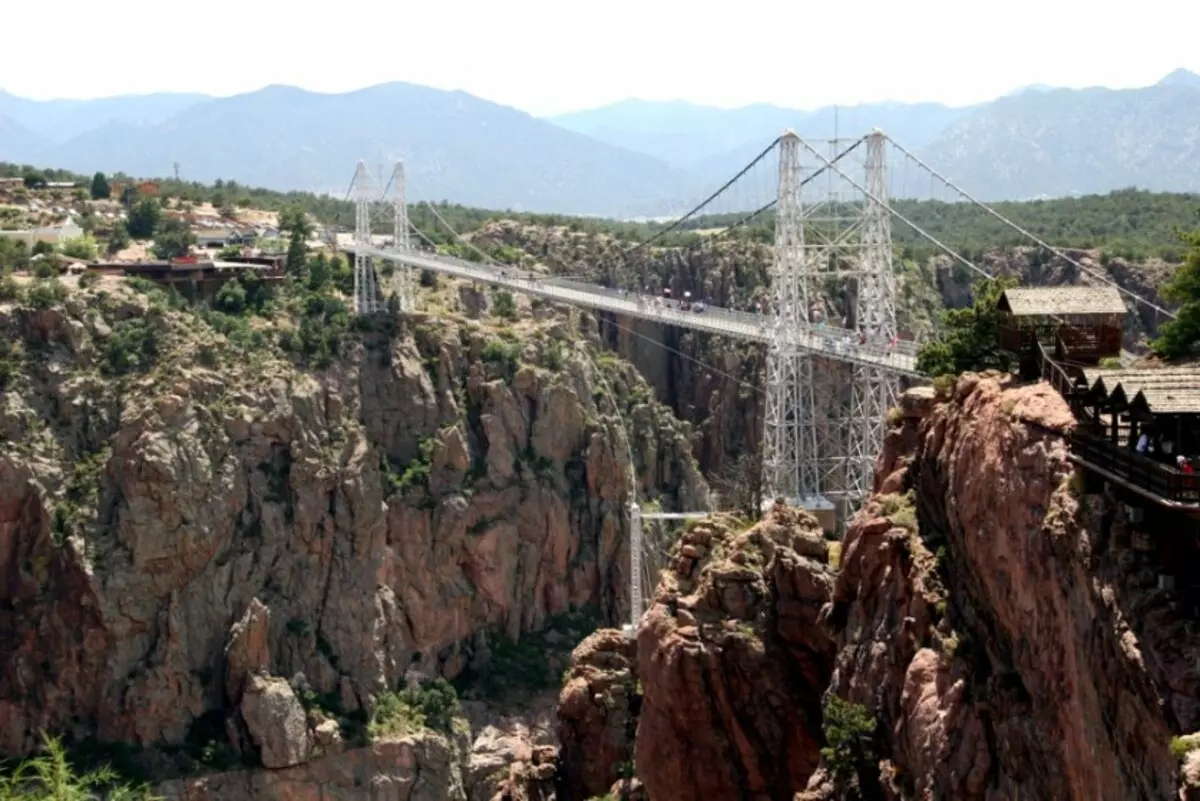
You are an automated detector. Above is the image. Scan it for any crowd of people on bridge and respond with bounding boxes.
[482,267,906,357]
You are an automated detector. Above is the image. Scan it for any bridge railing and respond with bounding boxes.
[364,246,922,373]
[537,275,921,359]
[1071,427,1200,505]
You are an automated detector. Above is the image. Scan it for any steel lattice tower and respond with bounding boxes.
[763,131,899,517]
[352,160,382,315]
[847,132,899,498]
[389,161,415,313]
[762,132,823,508]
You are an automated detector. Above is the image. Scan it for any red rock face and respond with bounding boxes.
[814,375,1197,801]
[556,629,639,800]
[632,507,836,801]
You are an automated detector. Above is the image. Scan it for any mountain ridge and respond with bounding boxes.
[1,68,1198,213]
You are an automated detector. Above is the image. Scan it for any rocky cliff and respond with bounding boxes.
[0,273,708,797]
[569,374,1200,801]
[552,507,837,801]
[802,375,1200,800]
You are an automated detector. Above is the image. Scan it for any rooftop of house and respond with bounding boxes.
[999,286,1127,317]
[1080,366,1200,415]
[192,227,254,239]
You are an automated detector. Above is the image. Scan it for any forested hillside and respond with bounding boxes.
[4,162,1195,262]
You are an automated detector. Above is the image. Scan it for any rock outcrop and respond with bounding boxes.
[155,735,469,801]
[556,628,639,799]
[633,507,837,800]
[0,279,707,790]
[807,376,1200,800]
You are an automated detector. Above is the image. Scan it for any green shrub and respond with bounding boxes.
[0,731,160,800]
[383,438,435,493]
[78,271,100,289]
[0,339,19,389]
[61,235,98,261]
[101,319,159,376]
[820,695,876,784]
[492,290,517,320]
[481,338,520,379]
[26,278,67,310]
[370,678,462,739]
[1171,734,1200,761]
[32,260,59,280]
[0,274,22,302]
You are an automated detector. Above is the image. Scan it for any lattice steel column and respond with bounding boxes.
[763,132,821,505]
[390,161,415,313]
[352,160,381,315]
[847,132,899,500]
[625,502,643,639]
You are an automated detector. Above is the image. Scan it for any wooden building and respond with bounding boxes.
[88,256,285,297]
[998,286,1126,365]
[1069,366,1200,509]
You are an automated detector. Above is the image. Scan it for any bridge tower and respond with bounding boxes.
[389,161,416,313]
[847,132,899,497]
[763,132,822,509]
[352,160,382,315]
[762,131,898,515]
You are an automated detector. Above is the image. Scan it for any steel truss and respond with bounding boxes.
[762,131,898,515]
[351,161,382,315]
[389,162,416,313]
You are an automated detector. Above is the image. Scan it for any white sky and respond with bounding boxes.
[4,0,1197,115]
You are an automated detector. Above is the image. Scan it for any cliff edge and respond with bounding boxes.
[806,374,1200,800]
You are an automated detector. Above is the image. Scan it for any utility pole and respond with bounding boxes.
[173,162,180,183]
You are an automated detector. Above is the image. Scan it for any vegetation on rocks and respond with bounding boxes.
[916,275,1018,377]
[1152,226,1200,358]
[0,239,710,796]
[819,695,878,794]
[369,679,464,739]
[0,733,158,801]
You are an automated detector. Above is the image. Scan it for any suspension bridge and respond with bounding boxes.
[338,128,1172,633]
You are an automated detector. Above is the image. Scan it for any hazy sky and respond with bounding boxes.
[4,0,1197,115]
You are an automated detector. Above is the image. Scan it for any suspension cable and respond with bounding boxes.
[624,136,783,255]
[884,136,1177,322]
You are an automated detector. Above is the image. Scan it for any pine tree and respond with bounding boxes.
[90,172,110,200]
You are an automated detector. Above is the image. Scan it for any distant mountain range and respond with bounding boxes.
[0,70,1198,215]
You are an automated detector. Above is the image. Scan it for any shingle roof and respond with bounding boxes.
[1000,286,1127,317]
[1080,366,1200,414]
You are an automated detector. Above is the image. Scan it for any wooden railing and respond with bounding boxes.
[1036,342,1081,401]
[1071,428,1200,505]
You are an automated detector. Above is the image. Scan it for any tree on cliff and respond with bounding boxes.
[821,695,882,800]
[278,204,312,278]
[90,171,110,200]
[916,275,1018,377]
[151,217,196,260]
[125,199,161,240]
[1152,226,1200,359]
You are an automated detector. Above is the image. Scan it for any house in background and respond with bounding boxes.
[194,227,256,249]
[0,217,84,247]
[109,180,161,200]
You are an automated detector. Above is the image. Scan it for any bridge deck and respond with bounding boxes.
[361,246,922,376]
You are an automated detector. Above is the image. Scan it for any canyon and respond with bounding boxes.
[2,228,1198,800]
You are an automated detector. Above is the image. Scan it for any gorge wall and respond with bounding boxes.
[802,373,1200,800]
[559,375,1200,800]
[0,275,707,797]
